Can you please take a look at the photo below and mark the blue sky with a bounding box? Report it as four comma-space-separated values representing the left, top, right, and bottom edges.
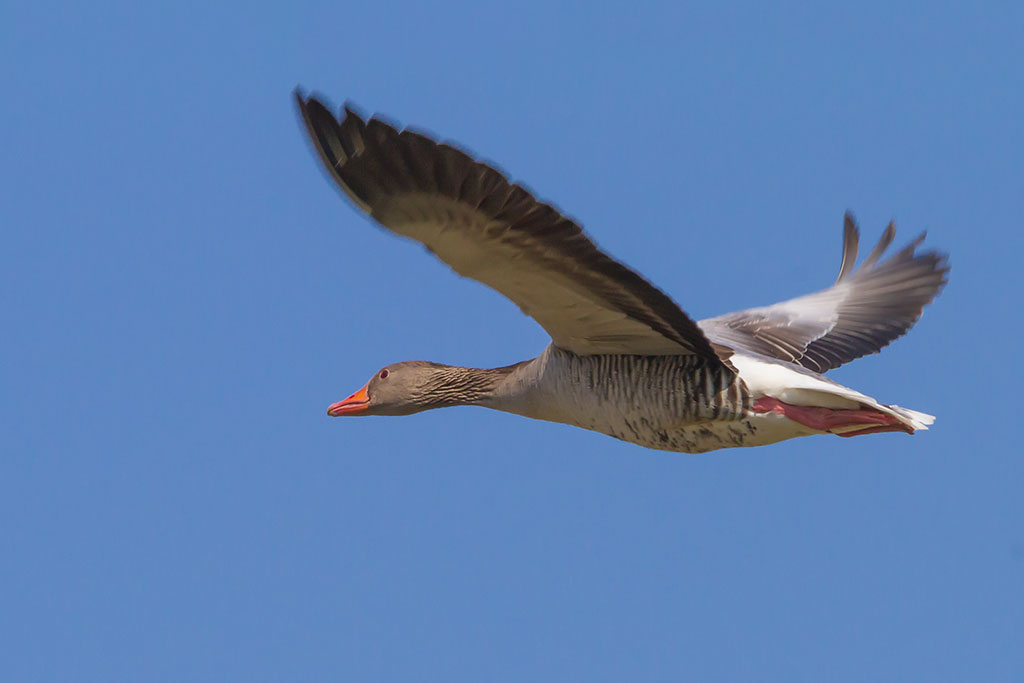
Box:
3, 1, 1022, 680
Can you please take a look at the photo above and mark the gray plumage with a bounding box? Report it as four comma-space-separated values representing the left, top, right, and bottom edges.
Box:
699, 213, 949, 373
296, 91, 949, 453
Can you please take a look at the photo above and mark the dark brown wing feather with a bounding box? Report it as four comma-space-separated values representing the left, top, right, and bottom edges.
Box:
296, 91, 725, 363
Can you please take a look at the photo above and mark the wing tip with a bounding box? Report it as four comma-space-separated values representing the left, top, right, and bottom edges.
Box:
840, 213, 951, 282
837, 211, 860, 282
293, 89, 375, 212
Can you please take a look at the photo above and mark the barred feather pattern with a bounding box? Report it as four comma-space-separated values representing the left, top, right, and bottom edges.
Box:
496, 347, 756, 453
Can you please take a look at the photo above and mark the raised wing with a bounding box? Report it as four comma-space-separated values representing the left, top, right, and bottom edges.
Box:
699, 213, 949, 373
296, 91, 724, 362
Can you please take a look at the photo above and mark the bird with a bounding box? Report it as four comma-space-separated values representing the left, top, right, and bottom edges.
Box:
294, 91, 949, 453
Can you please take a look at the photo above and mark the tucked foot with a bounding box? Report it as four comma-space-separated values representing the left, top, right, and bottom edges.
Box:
752, 397, 913, 436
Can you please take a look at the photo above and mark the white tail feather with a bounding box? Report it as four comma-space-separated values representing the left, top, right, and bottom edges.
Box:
886, 405, 935, 431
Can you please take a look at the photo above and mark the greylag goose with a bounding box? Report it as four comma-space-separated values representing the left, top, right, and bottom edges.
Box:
295, 91, 949, 453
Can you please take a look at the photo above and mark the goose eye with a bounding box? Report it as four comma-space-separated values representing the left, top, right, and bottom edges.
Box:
379, 369, 390, 380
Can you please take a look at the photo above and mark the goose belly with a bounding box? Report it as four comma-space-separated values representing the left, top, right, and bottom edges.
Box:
556, 406, 815, 454
508, 349, 810, 453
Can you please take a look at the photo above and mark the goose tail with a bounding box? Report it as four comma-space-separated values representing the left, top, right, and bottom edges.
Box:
884, 405, 935, 432
734, 353, 935, 437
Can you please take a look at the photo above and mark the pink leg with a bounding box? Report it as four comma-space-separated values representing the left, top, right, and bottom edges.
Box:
835, 424, 914, 438
753, 397, 913, 436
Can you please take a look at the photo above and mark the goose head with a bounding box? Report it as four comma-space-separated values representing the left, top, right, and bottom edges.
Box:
327, 361, 454, 417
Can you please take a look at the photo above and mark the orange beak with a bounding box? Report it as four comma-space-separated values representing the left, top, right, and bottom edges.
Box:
327, 382, 371, 416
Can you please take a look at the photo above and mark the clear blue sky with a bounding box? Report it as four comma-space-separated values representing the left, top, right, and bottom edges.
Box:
3, 1, 1021, 681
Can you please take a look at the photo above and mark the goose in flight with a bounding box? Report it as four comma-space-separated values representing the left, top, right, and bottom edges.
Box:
295, 91, 949, 453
